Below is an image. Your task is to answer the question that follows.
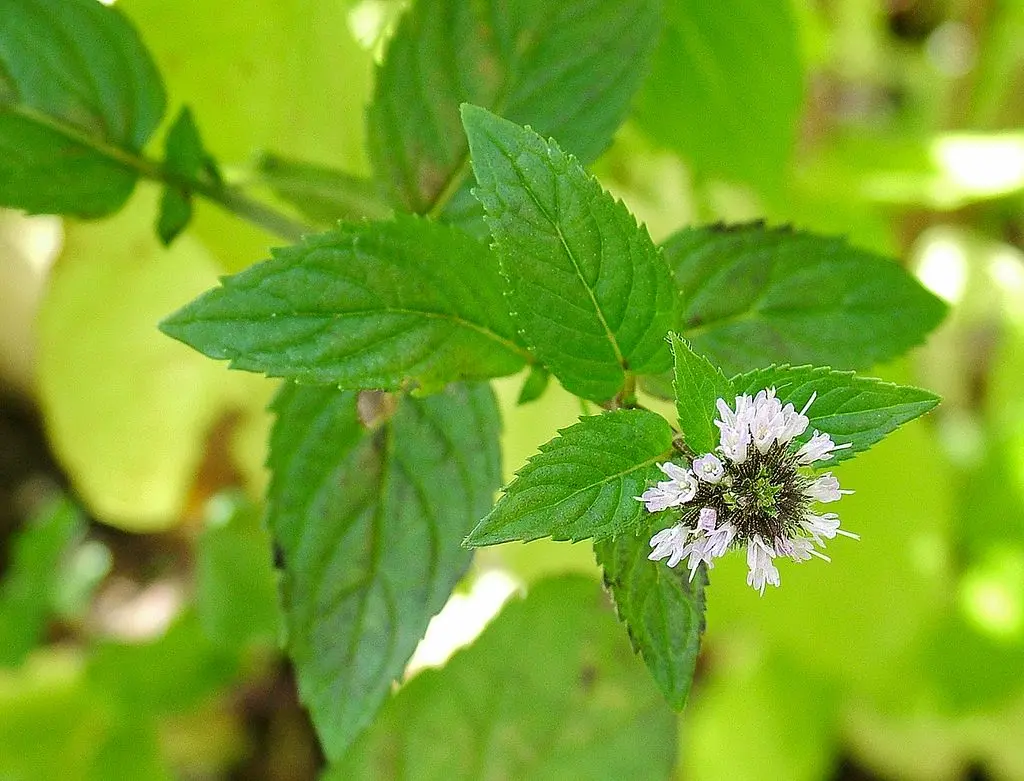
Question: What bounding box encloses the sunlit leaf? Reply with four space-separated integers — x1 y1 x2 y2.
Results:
464 106 675 402
161 215 530 391
466 409 675 546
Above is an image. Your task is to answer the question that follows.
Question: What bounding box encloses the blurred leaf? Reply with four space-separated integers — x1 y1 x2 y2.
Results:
367 0 660 225
595 524 706 710
257 153 390 224
915 612 1024 712
682 655 838 781
466 409 674 546
664 224 947 375
0 0 165 217
732 365 940 463
37 186 275 529
120 0 374 271
670 334 735 454
195 494 280 649
162 215 529 391
268 382 502 760
328 576 677 780
0 650 172 781
0 497 83 666
464 105 676 402
634 0 803 188
87 612 240 715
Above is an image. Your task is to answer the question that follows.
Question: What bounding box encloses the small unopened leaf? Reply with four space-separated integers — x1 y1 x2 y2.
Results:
595 524 707 710
163 107 208 180
156 187 191 245
161 215 530 391
368 0 659 223
157 107 215 244
268 382 502 760
464 106 676 402
465 409 675 546
671 334 734 454
665 224 947 375
328 576 678 780
0 0 165 217
731 364 940 462
517 365 551 405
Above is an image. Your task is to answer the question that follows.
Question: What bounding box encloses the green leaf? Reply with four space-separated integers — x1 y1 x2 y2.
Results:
160 215 530 391
0 0 165 217
268 382 502 760
195 494 281 650
327 576 678 780
0 652 172 781
156 187 191 245
731 364 941 463
465 409 675 547
517 365 550 405
163 106 208 180
367 0 660 223
463 106 676 402
256 153 390 225
87 612 240 715
670 333 734 454
0 497 83 666
634 0 803 188
156 107 215 245
595 524 706 710
665 223 948 376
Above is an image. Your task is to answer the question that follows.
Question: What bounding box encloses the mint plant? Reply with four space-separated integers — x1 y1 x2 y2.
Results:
1 0 948 771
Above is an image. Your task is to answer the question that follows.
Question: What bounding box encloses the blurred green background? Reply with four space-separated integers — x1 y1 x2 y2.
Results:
2 0 1023 778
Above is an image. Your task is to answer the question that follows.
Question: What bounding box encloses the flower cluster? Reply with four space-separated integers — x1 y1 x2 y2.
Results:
639 388 858 595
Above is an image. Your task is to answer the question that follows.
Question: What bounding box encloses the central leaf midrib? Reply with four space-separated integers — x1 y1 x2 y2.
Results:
196 304 532 363
496 141 627 371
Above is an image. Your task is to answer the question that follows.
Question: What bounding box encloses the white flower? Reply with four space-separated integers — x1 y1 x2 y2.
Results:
693 453 725 483
716 419 751 464
703 520 737 558
697 506 717 531
796 430 852 464
805 472 852 503
801 511 859 545
640 386 858 596
777 392 816 445
746 536 780 596
648 523 692 567
637 462 698 512
776 536 829 563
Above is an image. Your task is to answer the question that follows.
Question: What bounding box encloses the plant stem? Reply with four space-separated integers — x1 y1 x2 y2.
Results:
11 104 313 243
